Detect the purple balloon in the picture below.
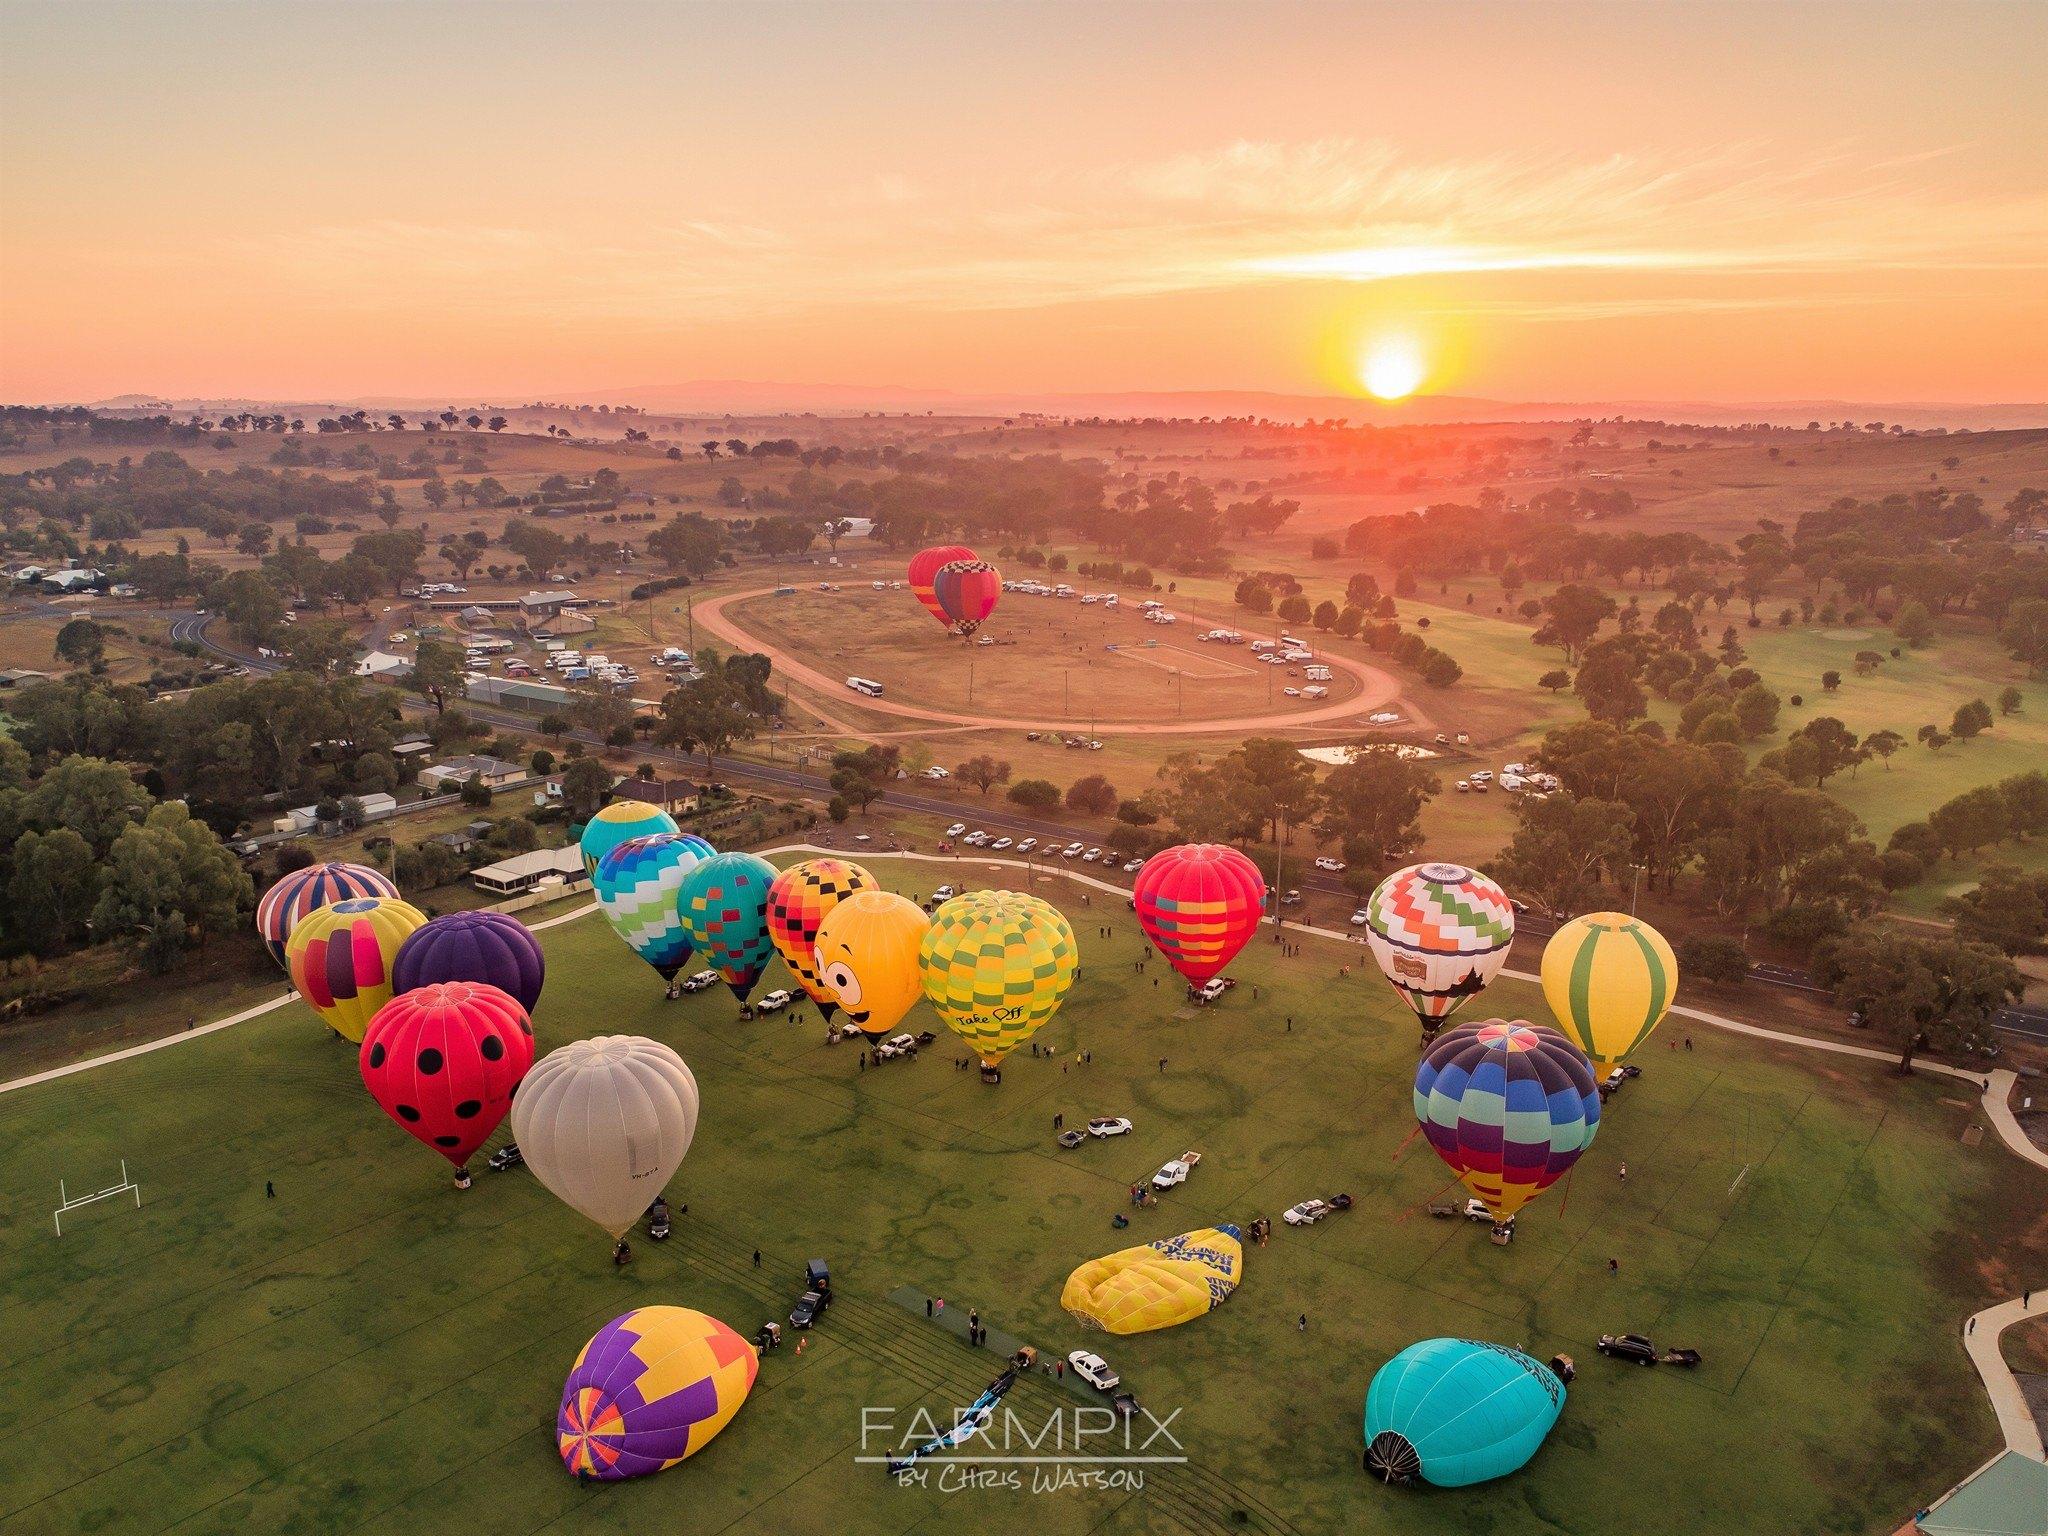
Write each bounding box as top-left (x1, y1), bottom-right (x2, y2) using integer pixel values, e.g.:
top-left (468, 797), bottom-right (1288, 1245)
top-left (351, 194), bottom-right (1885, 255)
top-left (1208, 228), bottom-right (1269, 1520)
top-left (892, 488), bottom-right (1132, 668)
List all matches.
top-left (392, 910), bottom-right (546, 1015)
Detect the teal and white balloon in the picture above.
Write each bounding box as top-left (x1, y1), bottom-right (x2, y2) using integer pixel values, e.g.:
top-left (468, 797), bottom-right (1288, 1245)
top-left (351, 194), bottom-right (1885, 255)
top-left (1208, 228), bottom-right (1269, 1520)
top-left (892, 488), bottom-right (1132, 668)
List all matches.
top-left (594, 834), bottom-right (716, 989)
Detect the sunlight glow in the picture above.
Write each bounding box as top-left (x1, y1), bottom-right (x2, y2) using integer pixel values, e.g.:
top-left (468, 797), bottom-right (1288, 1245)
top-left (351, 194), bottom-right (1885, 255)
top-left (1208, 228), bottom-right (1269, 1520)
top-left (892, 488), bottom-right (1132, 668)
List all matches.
top-left (1362, 337), bottom-right (1425, 400)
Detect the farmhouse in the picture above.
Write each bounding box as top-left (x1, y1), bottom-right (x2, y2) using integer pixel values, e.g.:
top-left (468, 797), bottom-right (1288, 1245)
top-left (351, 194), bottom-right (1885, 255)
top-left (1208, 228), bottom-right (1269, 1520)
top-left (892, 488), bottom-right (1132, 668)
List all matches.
top-left (609, 777), bottom-right (699, 815)
top-left (469, 845), bottom-right (584, 896)
top-left (416, 754), bottom-right (526, 792)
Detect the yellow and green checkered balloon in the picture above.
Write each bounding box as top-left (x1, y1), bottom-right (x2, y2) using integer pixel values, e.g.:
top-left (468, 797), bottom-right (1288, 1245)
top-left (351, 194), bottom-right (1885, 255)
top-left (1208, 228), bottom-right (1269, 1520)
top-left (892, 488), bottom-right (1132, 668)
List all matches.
top-left (919, 890), bottom-right (1077, 1070)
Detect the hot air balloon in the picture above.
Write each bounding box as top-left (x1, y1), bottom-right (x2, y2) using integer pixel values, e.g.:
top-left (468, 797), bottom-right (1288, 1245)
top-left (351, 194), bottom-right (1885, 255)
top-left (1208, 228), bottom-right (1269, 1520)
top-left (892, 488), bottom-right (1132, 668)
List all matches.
top-left (392, 910), bottom-right (546, 1014)
top-left (1061, 1226), bottom-right (1244, 1335)
top-left (255, 861), bottom-right (398, 970)
top-left (1540, 912), bottom-right (1679, 1066)
top-left (908, 543), bottom-right (977, 630)
top-left (286, 895), bottom-right (430, 1042)
top-left (1133, 843), bottom-right (1265, 987)
top-left (920, 890), bottom-right (1077, 1080)
top-left (931, 559), bottom-right (1001, 636)
top-left (677, 851), bottom-right (778, 1004)
top-left (579, 800), bottom-right (680, 880)
top-left (510, 1036), bottom-right (700, 1250)
top-left (594, 833), bottom-right (717, 995)
top-left (1364, 1339), bottom-right (1566, 1487)
top-left (765, 858), bottom-right (877, 1020)
top-left (1364, 862), bottom-right (1515, 1040)
top-left (1413, 1019), bottom-right (1600, 1233)
top-left (558, 1307), bottom-right (758, 1480)
top-left (360, 981), bottom-right (535, 1183)
top-left (813, 890), bottom-right (930, 1038)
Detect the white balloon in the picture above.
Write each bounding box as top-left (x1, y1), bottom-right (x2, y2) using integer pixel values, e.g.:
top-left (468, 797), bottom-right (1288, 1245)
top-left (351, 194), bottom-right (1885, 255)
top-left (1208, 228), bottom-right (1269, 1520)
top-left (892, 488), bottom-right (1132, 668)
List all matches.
top-left (510, 1035), bottom-right (699, 1240)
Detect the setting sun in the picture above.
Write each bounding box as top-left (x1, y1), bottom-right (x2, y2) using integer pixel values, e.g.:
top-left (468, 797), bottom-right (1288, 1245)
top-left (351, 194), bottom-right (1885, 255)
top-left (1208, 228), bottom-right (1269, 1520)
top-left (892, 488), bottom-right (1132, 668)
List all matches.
top-left (1362, 337), bottom-right (1426, 400)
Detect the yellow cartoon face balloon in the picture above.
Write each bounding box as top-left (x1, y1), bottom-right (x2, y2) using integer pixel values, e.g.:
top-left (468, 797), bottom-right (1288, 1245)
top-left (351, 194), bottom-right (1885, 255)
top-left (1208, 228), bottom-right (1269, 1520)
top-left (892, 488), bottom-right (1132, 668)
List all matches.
top-left (919, 890), bottom-right (1078, 1072)
top-left (813, 890), bottom-right (929, 1039)
top-left (1061, 1226), bottom-right (1245, 1335)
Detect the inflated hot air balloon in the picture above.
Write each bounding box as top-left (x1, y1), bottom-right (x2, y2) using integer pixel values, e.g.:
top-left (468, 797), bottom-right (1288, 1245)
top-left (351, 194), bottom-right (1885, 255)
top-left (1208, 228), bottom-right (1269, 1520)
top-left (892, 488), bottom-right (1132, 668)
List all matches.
top-left (1365, 862), bottom-right (1515, 1040)
top-left (765, 858), bottom-right (877, 1020)
top-left (511, 1036), bottom-right (700, 1244)
top-left (813, 890), bottom-right (930, 1038)
top-left (1133, 843), bottom-right (1265, 986)
top-left (677, 851), bottom-right (778, 1004)
top-left (286, 895), bottom-right (430, 1042)
top-left (255, 861), bottom-right (398, 970)
top-left (392, 910), bottom-right (546, 1015)
top-left (1061, 1226), bottom-right (1244, 1335)
top-left (558, 1307), bottom-right (758, 1481)
top-left (932, 559), bottom-right (1001, 636)
top-left (579, 800), bottom-right (681, 880)
top-left (909, 543), bottom-right (977, 630)
top-left (360, 981), bottom-right (535, 1181)
top-left (921, 890), bottom-right (1077, 1079)
top-left (594, 833), bottom-right (716, 994)
top-left (1540, 912), bottom-right (1679, 1066)
top-left (1364, 1339), bottom-right (1566, 1487)
top-left (1413, 1020), bottom-right (1600, 1230)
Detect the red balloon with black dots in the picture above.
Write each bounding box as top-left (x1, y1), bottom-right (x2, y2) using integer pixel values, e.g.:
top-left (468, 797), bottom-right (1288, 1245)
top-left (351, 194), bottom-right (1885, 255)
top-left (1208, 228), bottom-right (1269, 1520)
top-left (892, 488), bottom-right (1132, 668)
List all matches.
top-left (359, 981), bottom-right (535, 1174)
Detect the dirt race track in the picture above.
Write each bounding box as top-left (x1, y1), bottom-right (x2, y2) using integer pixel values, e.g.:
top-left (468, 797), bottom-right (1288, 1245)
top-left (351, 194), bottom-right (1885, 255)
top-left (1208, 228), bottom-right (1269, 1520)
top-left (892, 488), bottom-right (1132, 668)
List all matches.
top-left (692, 584), bottom-right (1417, 736)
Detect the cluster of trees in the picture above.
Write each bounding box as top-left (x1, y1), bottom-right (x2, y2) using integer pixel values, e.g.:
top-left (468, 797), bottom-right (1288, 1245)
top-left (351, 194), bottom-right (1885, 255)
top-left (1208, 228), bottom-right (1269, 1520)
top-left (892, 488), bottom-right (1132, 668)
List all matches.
top-left (1885, 771), bottom-right (2048, 878)
top-left (654, 645), bottom-right (780, 773)
top-left (1230, 574), bottom-right (1460, 686)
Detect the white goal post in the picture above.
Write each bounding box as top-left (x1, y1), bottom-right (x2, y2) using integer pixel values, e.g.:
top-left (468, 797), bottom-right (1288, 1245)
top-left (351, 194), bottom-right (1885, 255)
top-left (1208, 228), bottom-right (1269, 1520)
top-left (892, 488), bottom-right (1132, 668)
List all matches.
top-left (54, 1160), bottom-right (141, 1235)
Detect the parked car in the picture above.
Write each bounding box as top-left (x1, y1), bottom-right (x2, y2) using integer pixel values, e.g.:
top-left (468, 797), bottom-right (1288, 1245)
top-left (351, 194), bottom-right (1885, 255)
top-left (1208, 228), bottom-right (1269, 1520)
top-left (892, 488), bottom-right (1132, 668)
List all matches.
top-left (932, 884), bottom-right (958, 900)
top-left (1596, 1332), bottom-right (1659, 1366)
top-left (946, 823), bottom-right (967, 837)
top-left (875, 1033), bottom-right (918, 1061)
top-left (1017, 837), bottom-right (1037, 852)
top-left (1087, 1116), bottom-right (1133, 1138)
top-left (1349, 909), bottom-right (1371, 926)
top-left (1067, 1350), bottom-right (1121, 1391)
top-left (790, 1289), bottom-right (831, 1329)
top-left (1283, 1199), bottom-right (1332, 1226)
top-left (992, 837), bottom-right (1012, 850)
top-left (1279, 889), bottom-right (1304, 906)
top-left (1192, 978), bottom-right (1229, 1005)
top-left (681, 970), bottom-right (720, 992)
top-left (1152, 1153), bottom-right (1200, 1189)
top-left (486, 1142), bottom-right (523, 1172)
top-left (755, 989), bottom-right (793, 1013)
top-left (1314, 857), bottom-right (1346, 872)
top-left (1122, 858), bottom-right (1145, 872)
top-left (1056, 1129), bottom-right (1087, 1149)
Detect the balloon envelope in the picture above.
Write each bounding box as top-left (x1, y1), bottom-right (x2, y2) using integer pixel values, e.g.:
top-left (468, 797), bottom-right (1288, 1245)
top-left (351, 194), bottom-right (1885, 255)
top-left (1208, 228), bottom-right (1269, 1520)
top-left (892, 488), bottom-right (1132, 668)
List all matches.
top-left (1364, 862), bottom-right (1515, 1033)
top-left (814, 890), bottom-right (930, 1038)
top-left (677, 851), bottom-right (779, 1002)
top-left (594, 833), bottom-right (716, 983)
top-left (1364, 1339), bottom-right (1566, 1487)
top-left (511, 1036), bottom-right (700, 1240)
top-left (1540, 912), bottom-right (1679, 1066)
top-left (908, 543), bottom-right (977, 629)
top-left (1133, 843), bottom-right (1265, 985)
top-left (1062, 1226), bottom-right (1244, 1335)
top-left (286, 895), bottom-right (430, 1042)
top-left (921, 890), bottom-right (1077, 1070)
top-left (1413, 1019), bottom-right (1600, 1223)
top-left (393, 910), bottom-right (546, 1014)
top-left (558, 1306), bottom-right (758, 1480)
top-left (360, 981), bottom-right (535, 1168)
top-left (765, 858), bottom-right (877, 1018)
top-left (579, 800), bottom-right (680, 879)
top-left (255, 861), bottom-right (398, 970)
top-left (932, 559), bottom-right (1001, 636)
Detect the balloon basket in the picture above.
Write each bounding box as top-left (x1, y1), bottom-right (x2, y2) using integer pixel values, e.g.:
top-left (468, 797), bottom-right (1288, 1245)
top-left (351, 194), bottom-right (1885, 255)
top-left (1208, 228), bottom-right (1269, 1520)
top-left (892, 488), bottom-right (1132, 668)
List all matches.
top-left (979, 1064), bottom-right (1002, 1084)
top-left (453, 1167), bottom-right (473, 1191)
top-left (1490, 1221), bottom-right (1514, 1246)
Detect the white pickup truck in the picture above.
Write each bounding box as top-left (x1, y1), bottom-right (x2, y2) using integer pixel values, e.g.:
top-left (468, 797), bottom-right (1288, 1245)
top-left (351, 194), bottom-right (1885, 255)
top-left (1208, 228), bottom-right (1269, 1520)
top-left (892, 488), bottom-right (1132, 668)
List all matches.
top-left (1152, 1150), bottom-right (1203, 1189)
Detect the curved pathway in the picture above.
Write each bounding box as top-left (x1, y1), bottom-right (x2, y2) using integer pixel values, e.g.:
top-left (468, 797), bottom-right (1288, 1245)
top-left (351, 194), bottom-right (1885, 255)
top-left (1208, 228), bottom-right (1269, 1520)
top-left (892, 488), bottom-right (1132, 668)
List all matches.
top-left (691, 584), bottom-right (1411, 736)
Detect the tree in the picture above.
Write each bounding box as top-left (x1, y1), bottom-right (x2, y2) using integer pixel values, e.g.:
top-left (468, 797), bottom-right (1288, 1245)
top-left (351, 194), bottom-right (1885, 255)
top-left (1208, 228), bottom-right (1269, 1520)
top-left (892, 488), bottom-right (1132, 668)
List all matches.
top-left (1066, 774), bottom-right (1118, 816)
top-left (1225, 738), bottom-right (1318, 845)
top-left (24, 754), bottom-right (151, 856)
top-left (530, 749), bottom-right (555, 776)
top-left (655, 672), bottom-right (761, 774)
top-left (1676, 934), bottom-right (1750, 985)
top-left (1574, 649), bottom-right (1646, 725)
top-left (1820, 669), bottom-right (1841, 692)
top-left (209, 569), bottom-right (287, 646)
top-left (1812, 927), bottom-right (2020, 1071)
top-left (1311, 600), bottom-right (1339, 632)
top-left (1497, 793), bottom-right (1634, 917)
top-left (560, 757), bottom-right (611, 821)
top-left (1233, 577), bottom-right (1273, 614)
top-left (1864, 728), bottom-right (1905, 769)
top-left (1893, 599), bottom-right (1935, 648)
top-left (1538, 669), bottom-right (1571, 693)
top-left (1006, 778), bottom-right (1060, 811)
top-left (1997, 597), bottom-right (2048, 674)
top-left (1315, 751), bottom-right (1439, 864)
top-left (954, 755), bottom-right (1012, 797)
top-left (1929, 785), bottom-right (2010, 855)
top-left (539, 713), bottom-right (569, 741)
top-left (1536, 583), bottom-right (1616, 663)
top-left (1951, 698), bottom-right (1993, 741)
top-left (53, 618), bottom-right (106, 670)
top-left (1943, 866), bottom-right (2048, 955)
top-left (7, 827), bottom-right (98, 953)
top-left (1277, 594), bottom-right (1312, 625)
top-left (1733, 683), bottom-right (1780, 740)
top-left (1999, 685), bottom-right (2024, 716)
top-left (90, 802), bottom-right (251, 971)
top-left (411, 639), bottom-right (465, 713)
top-left (827, 795), bottom-right (850, 824)
top-left (460, 772), bottom-right (493, 808)
top-left (829, 746), bottom-right (898, 816)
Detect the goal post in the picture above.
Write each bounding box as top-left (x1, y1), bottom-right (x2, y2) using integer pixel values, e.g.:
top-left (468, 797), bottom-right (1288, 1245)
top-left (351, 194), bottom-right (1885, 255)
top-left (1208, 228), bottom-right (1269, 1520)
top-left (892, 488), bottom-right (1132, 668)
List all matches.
top-left (54, 1160), bottom-right (141, 1235)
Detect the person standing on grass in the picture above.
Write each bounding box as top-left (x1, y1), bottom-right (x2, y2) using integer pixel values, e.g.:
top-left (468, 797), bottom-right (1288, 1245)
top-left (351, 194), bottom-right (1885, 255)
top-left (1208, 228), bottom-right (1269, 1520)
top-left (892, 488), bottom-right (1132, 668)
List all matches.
top-left (754, 1249), bottom-right (762, 1268)
top-left (265, 1181), bottom-right (275, 1199)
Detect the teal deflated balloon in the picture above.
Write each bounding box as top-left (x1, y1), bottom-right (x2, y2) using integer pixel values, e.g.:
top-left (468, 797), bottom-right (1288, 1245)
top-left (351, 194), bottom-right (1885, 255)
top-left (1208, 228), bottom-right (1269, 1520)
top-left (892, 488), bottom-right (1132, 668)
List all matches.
top-left (1363, 1338), bottom-right (1566, 1487)
top-left (594, 834), bottom-right (716, 984)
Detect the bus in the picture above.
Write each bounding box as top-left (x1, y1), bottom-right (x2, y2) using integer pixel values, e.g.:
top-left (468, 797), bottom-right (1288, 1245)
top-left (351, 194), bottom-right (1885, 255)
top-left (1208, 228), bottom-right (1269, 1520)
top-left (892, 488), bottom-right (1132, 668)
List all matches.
top-left (845, 676), bottom-right (884, 697)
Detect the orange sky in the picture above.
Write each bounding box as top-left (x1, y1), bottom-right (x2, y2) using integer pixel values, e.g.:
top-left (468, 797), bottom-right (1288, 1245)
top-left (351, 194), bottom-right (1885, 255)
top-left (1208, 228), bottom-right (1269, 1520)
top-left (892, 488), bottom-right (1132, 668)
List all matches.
top-left (3, 1), bottom-right (2044, 406)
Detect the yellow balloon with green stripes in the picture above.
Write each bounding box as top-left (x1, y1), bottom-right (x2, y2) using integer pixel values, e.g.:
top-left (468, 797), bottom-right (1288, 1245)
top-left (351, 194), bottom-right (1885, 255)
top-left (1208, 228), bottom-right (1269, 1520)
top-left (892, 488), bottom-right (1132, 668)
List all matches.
top-left (1539, 912), bottom-right (1679, 1066)
top-left (919, 890), bottom-right (1077, 1078)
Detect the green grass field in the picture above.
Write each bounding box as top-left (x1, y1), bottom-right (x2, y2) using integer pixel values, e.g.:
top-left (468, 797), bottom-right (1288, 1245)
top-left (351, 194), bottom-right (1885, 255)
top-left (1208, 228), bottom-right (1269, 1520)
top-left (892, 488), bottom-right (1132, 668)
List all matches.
top-left (0, 856), bottom-right (2029, 1536)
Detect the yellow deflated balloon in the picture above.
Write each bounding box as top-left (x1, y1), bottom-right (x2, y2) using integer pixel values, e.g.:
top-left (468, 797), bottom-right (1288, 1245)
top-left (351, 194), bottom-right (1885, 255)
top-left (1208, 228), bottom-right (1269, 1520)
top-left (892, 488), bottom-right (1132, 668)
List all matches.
top-left (1539, 912), bottom-right (1679, 1066)
top-left (813, 890), bottom-right (930, 1039)
top-left (920, 890), bottom-right (1077, 1074)
top-left (1061, 1226), bottom-right (1245, 1335)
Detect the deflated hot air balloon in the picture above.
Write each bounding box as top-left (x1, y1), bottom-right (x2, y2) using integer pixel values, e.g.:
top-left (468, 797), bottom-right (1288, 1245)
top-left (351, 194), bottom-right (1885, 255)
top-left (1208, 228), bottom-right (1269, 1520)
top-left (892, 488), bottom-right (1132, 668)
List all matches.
top-left (594, 833), bottom-right (716, 994)
top-left (1414, 1020), bottom-right (1600, 1231)
top-left (909, 543), bottom-right (977, 630)
top-left (360, 981), bottom-right (535, 1182)
top-left (558, 1307), bottom-right (758, 1481)
top-left (1365, 862), bottom-right (1515, 1040)
top-left (1133, 843), bottom-right (1265, 986)
top-left (256, 861), bottom-right (398, 970)
top-left (579, 800), bottom-right (681, 879)
top-left (392, 909), bottom-right (546, 1014)
top-left (813, 890), bottom-right (930, 1039)
top-left (677, 851), bottom-right (778, 1004)
top-left (1364, 1339), bottom-right (1566, 1487)
top-left (1061, 1226), bottom-right (1244, 1335)
top-left (932, 559), bottom-right (1001, 636)
top-left (1540, 912), bottom-right (1679, 1066)
top-left (766, 858), bottom-right (877, 1020)
top-left (921, 890), bottom-right (1077, 1079)
top-left (511, 1036), bottom-right (700, 1247)
top-left (286, 895), bottom-right (430, 1042)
